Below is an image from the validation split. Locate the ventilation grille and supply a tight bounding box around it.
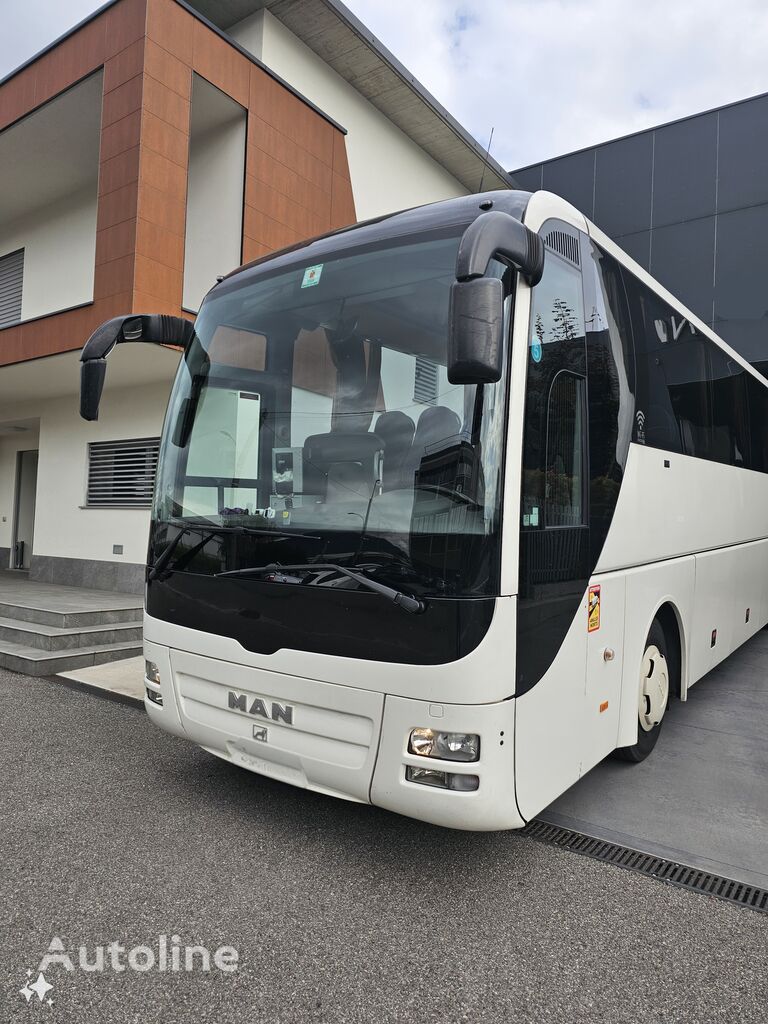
[545,230,580,266]
[86,437,160,508]
[524,820,768,915]
[0,248,24,329]
[413,356,438,405]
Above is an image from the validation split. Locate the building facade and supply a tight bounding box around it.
[0,0,511,592]
[512,91,768,373]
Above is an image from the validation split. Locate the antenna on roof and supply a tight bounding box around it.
[477,126,495,194]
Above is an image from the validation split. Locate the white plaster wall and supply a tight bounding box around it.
[229,10,468,221]
[0,186,97,321]
[183,81,247,311]
[0,380,171,566]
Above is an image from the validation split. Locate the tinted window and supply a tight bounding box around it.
[622,269,683,454]
[522,245,587,529]
[622,260,768,471]
[545,373,586,527]
[584,241,636,559]
[746,373,768,472]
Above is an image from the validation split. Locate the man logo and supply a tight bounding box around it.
[228,691,294,725]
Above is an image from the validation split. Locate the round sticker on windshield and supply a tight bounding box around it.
[530,339,543,363]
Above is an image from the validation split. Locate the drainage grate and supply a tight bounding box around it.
[523,820,768,915]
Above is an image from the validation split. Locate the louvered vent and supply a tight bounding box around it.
[0,249,24,329]
[86,438,160,508]
[413,356,438,405]
[545,230,580,267]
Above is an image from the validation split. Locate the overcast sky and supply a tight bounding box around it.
[4,0,768,169]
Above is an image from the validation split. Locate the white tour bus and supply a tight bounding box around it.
[80,190,768,830]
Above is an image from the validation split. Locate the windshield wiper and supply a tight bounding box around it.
[216,562,425,614]
[148,522,321,580]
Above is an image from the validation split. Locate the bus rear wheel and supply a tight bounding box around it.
[614,620,670,763]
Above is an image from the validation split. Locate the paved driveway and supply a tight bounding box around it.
[543,630,768,888]
[1,670,767,1023]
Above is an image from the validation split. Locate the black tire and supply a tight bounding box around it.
[614,619,670,763]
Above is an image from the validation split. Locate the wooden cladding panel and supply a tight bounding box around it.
[94,2,147,307]
[0,0,147,132]
[0,299,130,367]
[141,110,189,167]
[145,0,194,64]
[143,38,191,100]
[99,109,143,163]
[191,19,249,106]
[102,38,145,93]
[0,0,358,363]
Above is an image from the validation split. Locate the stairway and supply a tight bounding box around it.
[0,579,142,677]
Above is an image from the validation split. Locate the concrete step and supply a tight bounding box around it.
[0,639,143,677]
[0,601,142,629]
[0,617,142,652]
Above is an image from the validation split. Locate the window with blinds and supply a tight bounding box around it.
[413,356,438,405]
[86,438,160,508]
[0,249,24,329]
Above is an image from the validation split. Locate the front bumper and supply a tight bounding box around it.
[144,639,524,830]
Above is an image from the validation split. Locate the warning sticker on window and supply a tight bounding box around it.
[301,264,323,288]
[588,585,601,632]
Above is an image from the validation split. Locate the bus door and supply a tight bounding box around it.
[579,236,637,769]
[514,222,591,818]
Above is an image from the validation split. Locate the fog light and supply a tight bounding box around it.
[405,766,479,792]
[146,687,163,707]
[408,728,480,762]
[145,660,161,685]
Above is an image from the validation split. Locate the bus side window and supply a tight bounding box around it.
[521,242,587,531]
[545,372,586,527]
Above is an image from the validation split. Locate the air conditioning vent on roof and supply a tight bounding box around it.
[545,229,580,267]
[0,249,24,329]
[86,437,160,508]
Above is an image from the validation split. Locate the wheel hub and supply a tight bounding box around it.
[638,644,669,732]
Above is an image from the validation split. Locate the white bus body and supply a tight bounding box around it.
[83,189,768,830]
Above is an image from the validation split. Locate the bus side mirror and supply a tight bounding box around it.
[79,314,193,421]
[447,277,504,384]
[81,360,108,421]
[447,209,545,385]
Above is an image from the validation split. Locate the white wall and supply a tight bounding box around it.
[229,10,468,221]
[0,380,171,566]
[0,186,97,321]
[183,78,247,311]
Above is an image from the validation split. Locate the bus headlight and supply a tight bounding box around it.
[145,660,161,685]
[408,728,480,762]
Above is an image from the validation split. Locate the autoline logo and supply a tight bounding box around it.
[19,935,239,1008]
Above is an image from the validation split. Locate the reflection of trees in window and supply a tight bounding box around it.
[535,314,545,345]
[551,299,578,342]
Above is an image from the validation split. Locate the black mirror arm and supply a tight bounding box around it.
[455,210,545,287]
[79,314,195,422]
[80,314,195,363]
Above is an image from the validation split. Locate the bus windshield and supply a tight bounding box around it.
[151,229,511,598]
